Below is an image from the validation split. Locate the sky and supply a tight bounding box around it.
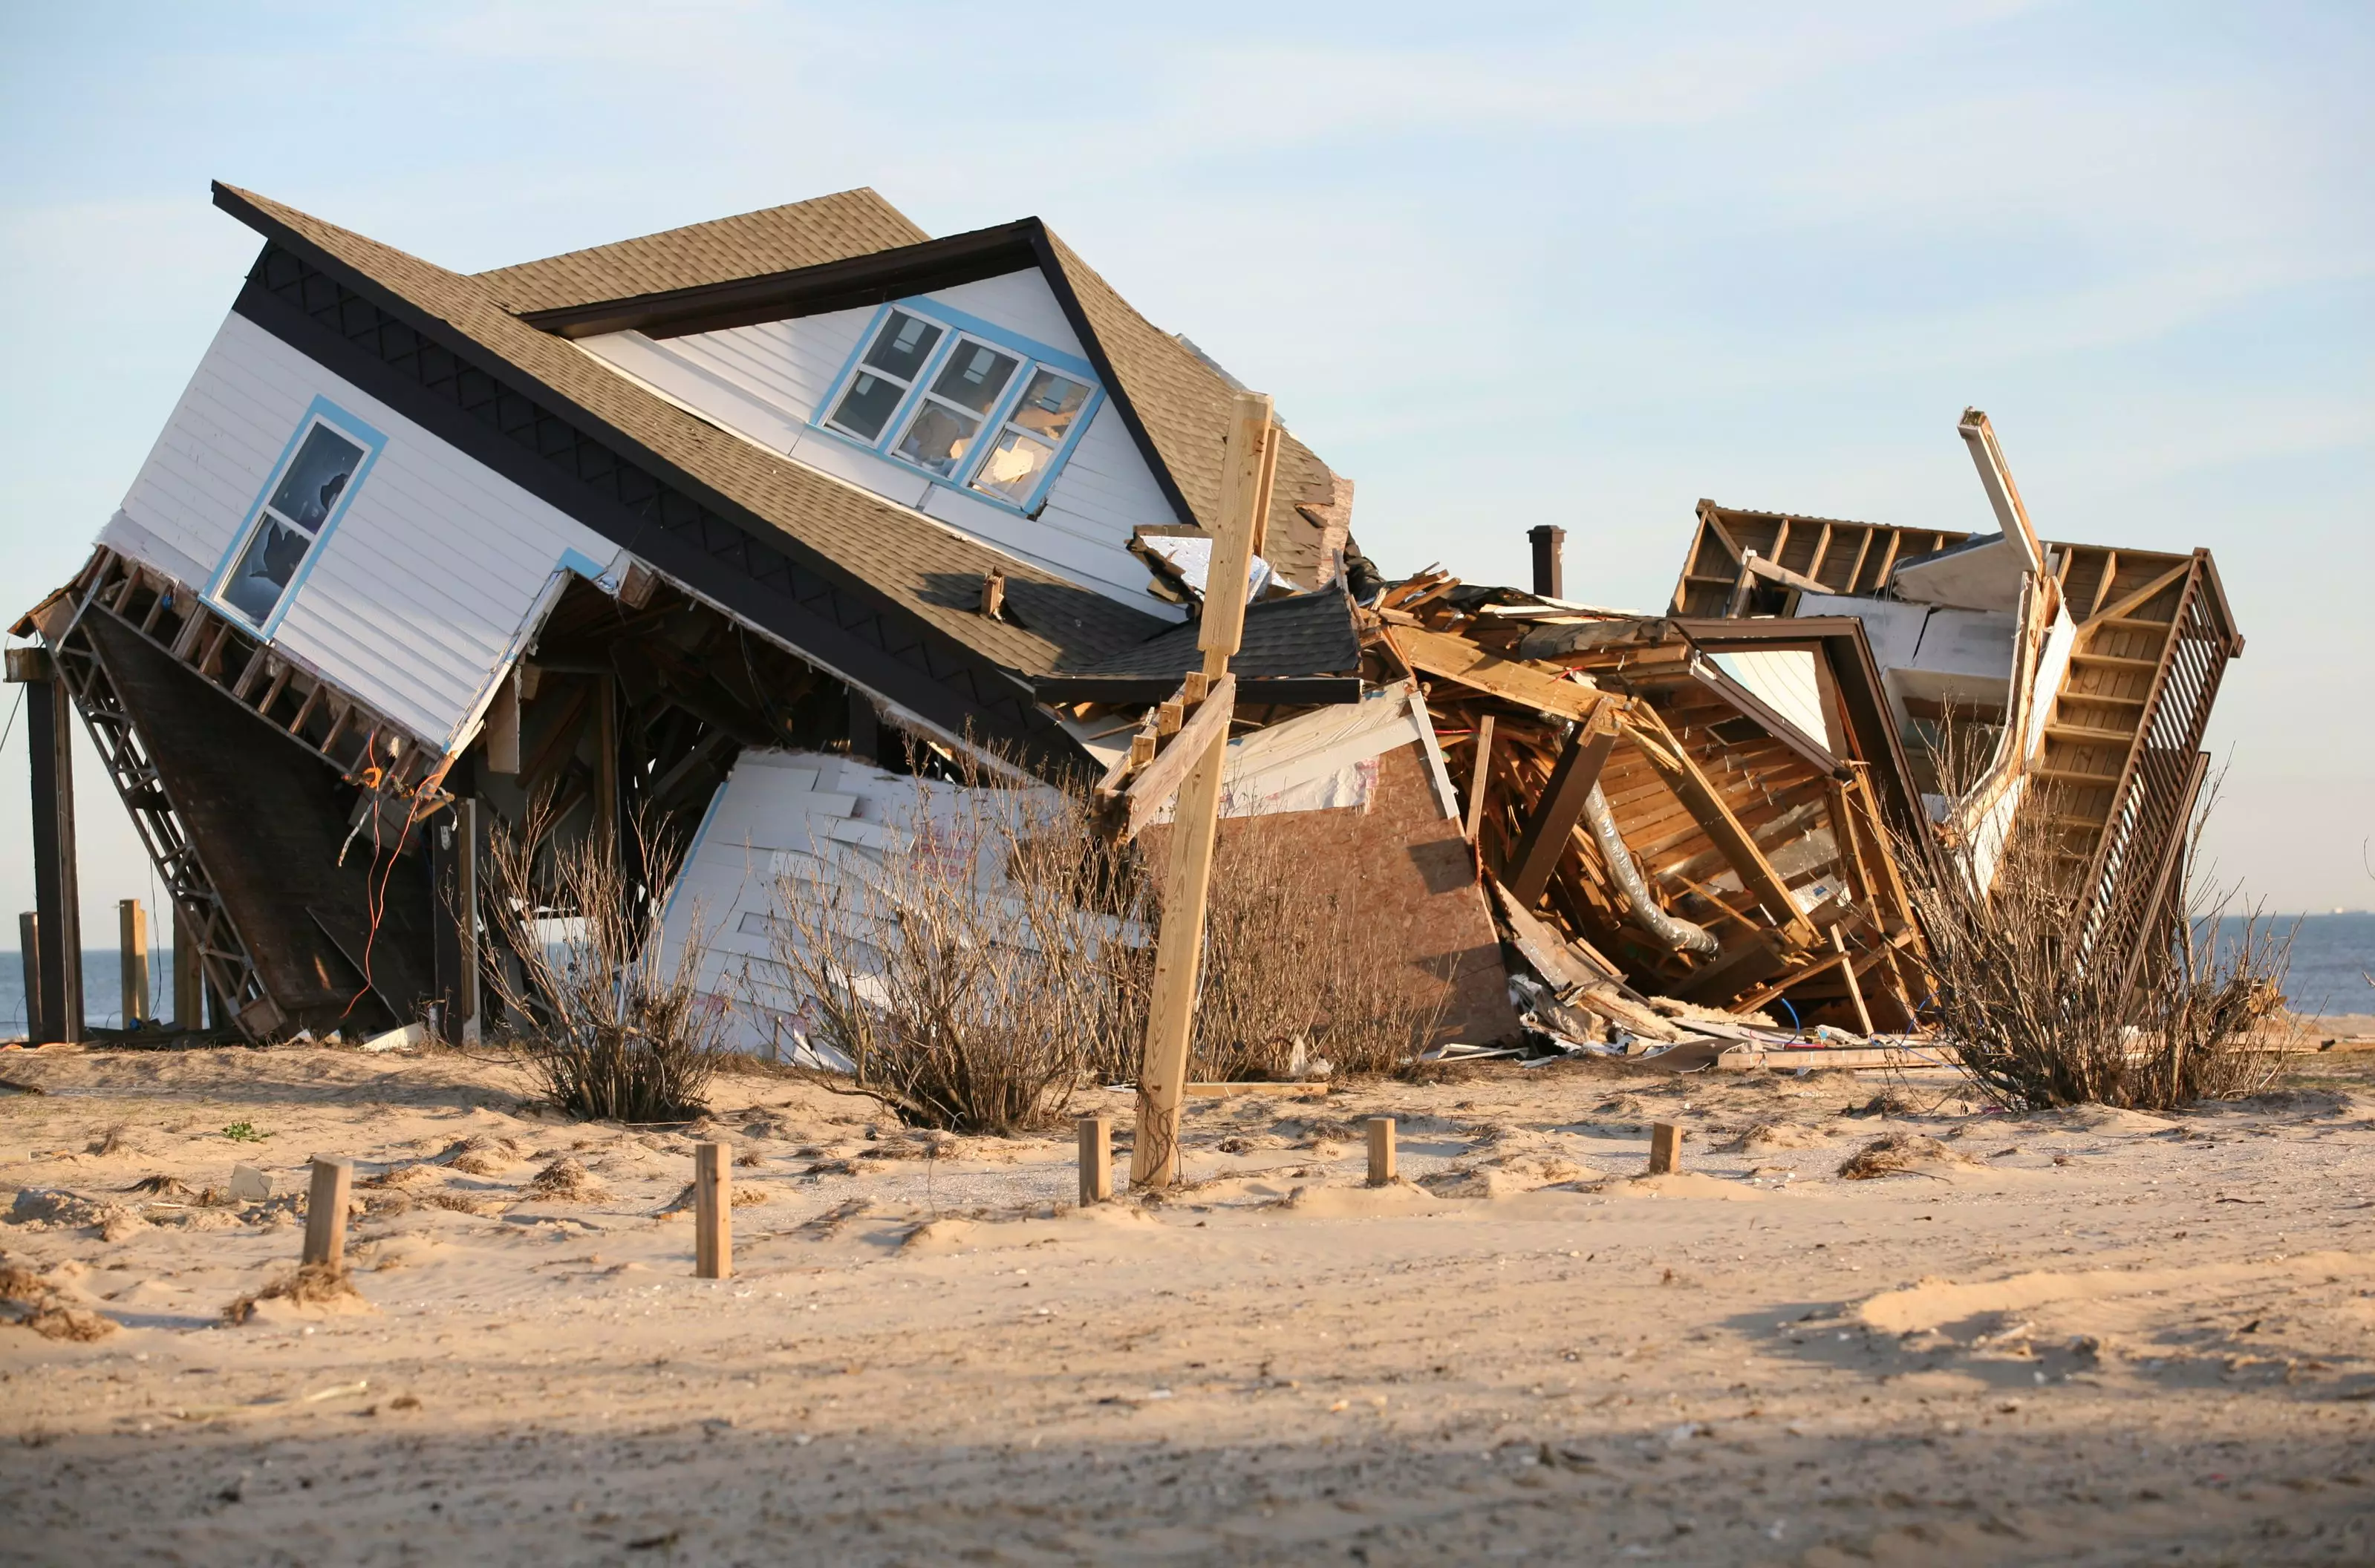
[1,0,2369,943]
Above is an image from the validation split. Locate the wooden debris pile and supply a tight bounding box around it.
[1360,569,1932,1044]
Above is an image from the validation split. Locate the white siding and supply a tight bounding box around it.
[575,267,1187,621]
[100,311,620,751]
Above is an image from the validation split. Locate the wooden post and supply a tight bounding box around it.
[1831,927,1875,1036]
[302,1158,353,1270]
[118,899,149,1028]
[24,669,82,1044]
[1077,1115,1112,1205]
[1462,714,1495,846]
[1133,391,1273,1190]
[1648,1123,1681,1175]
[172,906,205,1030]
[593,674,619,865]
[694,1141,730,1279]
[1366,1117,1397,1186]
[431,800,480,1045]
[16,914,41,1043]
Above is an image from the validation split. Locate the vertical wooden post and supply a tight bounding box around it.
[431,800,480,1045]
[24,668,82,1044]
[1366,1118,1397,1186]
[16,914,41,1043]
[1462,715,1495,846]
[119,899,149,1028]
[1133,391,1273,1190]
[1077,1115,1112,1205]
[172,906,205,1030]
[694,1142,730,1279]
[302,1158,353,1270]
[1831,927,1875,1036]
[1648,1123,1681,1175]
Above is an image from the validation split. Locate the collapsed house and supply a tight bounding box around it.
[4,180,2241,1071]
[7,182,1510,1051]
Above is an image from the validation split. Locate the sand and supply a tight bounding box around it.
[3,1039,2374,1565]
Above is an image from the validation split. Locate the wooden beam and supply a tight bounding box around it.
[1505,719,1617,907]
[1120,676,1237,843]
[1831,927,1874,1035]
[2081,560,2190,630]
[1463,713,1495,846]
[1385,624,1605,725]
[119,898,149,1028]
[485,673,521,774]
[1135,391,1270,1192]
[25,675,82,1042]
[693,1143,730,1279]
[1623,709,1817,949]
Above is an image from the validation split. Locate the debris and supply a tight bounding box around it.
[357,1022,427,1052]
[521,1157,611,1204]
[1838,1134,1973,1180]
[224,1263,368,1324]
[227,1164,272,1202]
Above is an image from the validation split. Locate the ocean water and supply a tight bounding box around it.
[4,917,2371,1039]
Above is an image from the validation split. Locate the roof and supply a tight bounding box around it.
[212,183,1165,689]
[476,189,930,314]
[1034,591,1364,705]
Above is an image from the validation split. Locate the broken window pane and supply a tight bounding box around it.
[221,517,310,624]
[1007,370,1089,444]
[829,371,908,442]
[895,402,982,477]
[861,310,942,382]
[265,425,365,534]
[929,342,1019,416]
[971,428,1056,503]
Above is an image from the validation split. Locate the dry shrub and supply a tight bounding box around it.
[224,1263,364,1324]
[443,1135,528,1176]
[1839,1133,1970,1180]
[481,799,729,1123]
[754,746,1142,1134]
[20,1302,117,1342]
[1124,812,1453,1085]
[1723,1122,1831,1153]
[1900,739,2288,1111]
[420,1192,497,1217]
[521,1156,610,1204]
[121,1175,196,1198]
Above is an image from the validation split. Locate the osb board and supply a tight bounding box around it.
[1138,742,1518,1045]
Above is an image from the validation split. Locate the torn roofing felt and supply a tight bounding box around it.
[210,181,1173,767]
[1033,591,1366,705]
[494,195,1349,595]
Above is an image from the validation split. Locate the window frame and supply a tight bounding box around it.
[206,396,388,638]
[810,301,1105,517]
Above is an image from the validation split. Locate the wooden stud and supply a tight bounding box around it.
[1135,391,1271,1191]
[1366,1118,1397,1186]
[486,673,521,774]
[1831,927,1875,1036]
[118,899,149,1028]
[1463,714,1496,846]
[1648,1123,1681,1175]
[694,1142,731,1279]
[1077,1115,1113,1205]
[979,568,1006,621]
[302,1158,353,1270]
[1120,676,1237,843]
[1387,624,1605,724]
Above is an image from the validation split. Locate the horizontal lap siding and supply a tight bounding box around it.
[106,311,616,748]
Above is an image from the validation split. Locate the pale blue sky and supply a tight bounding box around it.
[2,0,2368,928]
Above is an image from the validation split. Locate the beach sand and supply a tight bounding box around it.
[4,1040,2373,1565]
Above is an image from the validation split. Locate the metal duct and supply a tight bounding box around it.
[1581,784,1719,956]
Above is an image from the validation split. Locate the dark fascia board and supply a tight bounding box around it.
[515,215,1205,538]
[520,221,1045,340]
[1670,615,1934,862]
[208,184,1093,781]
[1032,676,1365,708]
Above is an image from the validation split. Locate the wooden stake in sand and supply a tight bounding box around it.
[119,898,149,1028]
[694,1142,731,1279]
[302,1158,352,1270]
[1648,1123,1681,1176]
[1078,1115,1113,1205]
[1366,1118,1397,1186]
[1132,391,1274,1191]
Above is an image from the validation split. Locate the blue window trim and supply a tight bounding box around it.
[810,298,1104,518]
[204,395,388,640]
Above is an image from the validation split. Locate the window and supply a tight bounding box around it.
[817,304,1101,512]
[212,402,382,633]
